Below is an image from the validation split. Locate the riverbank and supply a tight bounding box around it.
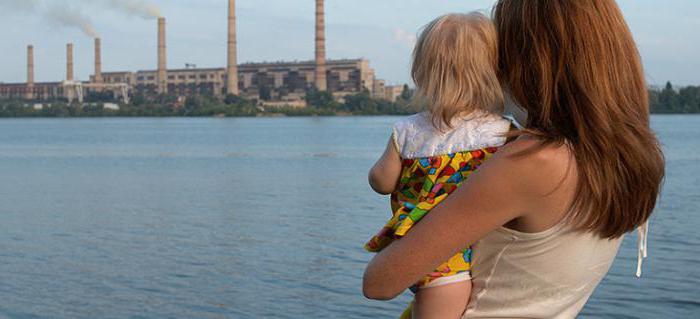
[0,91,425,118]
[1,84,698,117]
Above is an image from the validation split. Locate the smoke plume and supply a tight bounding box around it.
[0,0,39,11]
[0,0,99,38]
[102,0,161,19]
[0,0,163,38]
[46,4,99,38]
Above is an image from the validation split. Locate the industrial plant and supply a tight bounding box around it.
[0,0,403,106]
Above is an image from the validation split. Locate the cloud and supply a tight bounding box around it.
[393,28,417,47]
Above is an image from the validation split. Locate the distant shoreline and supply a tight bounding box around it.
[1,83,697,117]
[1,112,697,119]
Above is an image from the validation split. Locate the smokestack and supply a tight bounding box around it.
[157,17,167,94]
[66,43,74,82]
[315,0,327,91]
[94,38,103,84]
[226,0,239,95]
[27,45,35,99]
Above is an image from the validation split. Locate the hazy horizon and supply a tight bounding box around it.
[0,0,697,86]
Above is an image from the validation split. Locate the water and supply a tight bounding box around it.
[0,116,697,319]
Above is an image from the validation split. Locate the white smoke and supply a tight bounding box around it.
[46,4,99,38]
[100,0,161,19]
[0,0,163,38]
[0,0,40,11]
[0,0,99,38]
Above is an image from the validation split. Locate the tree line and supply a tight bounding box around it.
[0,87,421,118]
[1,83,697,117]
[649,82,700,114]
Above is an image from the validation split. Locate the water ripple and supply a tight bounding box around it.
[0,116,697,318]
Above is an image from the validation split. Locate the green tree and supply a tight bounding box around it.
[341,92,379,114]
[679,86,700,113]
[224,94,243,105]
[305,89,336,109]
[658,82,680,113]
[400,84,413,101]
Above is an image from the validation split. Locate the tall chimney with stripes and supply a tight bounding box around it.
[27,45,34,99]
[94,38,103,84]
[226,0,239,95]
[315,0,327,91]
[157,17,168,94]
[66,43,74,81]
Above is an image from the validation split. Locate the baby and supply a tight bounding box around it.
[365,13,512,319]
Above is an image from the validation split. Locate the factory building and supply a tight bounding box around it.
[93,58,376,101]
[0,0,395,105]
[0,81,65,100]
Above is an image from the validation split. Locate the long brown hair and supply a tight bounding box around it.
[493,0,665,238]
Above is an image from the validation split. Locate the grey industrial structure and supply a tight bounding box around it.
[0,0,403,105]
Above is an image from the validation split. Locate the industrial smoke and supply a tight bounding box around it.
[102,0,161,19]
[47,6,99,38]
[0,0,98,38]
[0,0,163,38]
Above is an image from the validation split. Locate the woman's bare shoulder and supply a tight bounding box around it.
[490,136,577,197]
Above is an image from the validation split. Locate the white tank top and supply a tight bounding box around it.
[463,222,624,318]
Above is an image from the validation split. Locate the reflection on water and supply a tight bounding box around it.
[0,116,698,318]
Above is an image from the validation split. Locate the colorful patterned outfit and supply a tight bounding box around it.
[365,111,511,316]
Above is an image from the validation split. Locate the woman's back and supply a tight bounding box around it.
[465,223,622,318]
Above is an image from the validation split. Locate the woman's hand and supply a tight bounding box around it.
[362,137,575,300]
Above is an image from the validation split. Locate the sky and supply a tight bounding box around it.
[0,0,698,86]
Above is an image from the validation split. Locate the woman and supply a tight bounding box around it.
[363,0,665,318]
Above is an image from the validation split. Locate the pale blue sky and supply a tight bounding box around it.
[0,0,698,86]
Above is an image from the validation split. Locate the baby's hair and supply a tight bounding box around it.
[411,12,504,129]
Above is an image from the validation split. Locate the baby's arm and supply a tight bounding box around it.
[368,137,402,195]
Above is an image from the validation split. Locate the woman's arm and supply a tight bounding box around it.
[362,138,575,300]
[368,137,402,195]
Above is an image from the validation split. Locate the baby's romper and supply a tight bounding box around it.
[365,111,511,317]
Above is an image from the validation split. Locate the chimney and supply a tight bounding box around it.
[94,38,103,84]
[157,17,168,94]
[66,43,74,82]
[27,45,34,99]
[315,0,327,91]
[226,0,239,95]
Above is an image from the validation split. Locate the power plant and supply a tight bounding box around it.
[0,0,401,105]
